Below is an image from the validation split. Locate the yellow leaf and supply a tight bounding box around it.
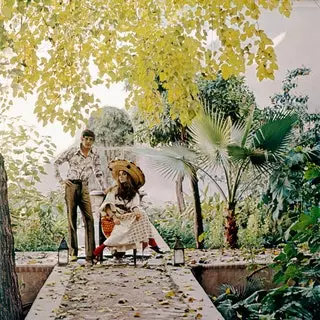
[165,290,175,298]
[198,233,205,243]
[2,7,13,19]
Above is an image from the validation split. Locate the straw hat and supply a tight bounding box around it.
[108,159,145,188]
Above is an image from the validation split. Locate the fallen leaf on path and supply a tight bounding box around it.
[46,282,56,287]
[165,290,175,298]
[27,259,38,264]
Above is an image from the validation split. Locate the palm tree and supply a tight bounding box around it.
[137,108,297,248]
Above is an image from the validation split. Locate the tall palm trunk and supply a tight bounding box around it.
[190,171,204,249]
[0,154,23,320]
[225,202,238,249]
[175,173,185,214]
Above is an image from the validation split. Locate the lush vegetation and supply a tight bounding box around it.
[146,67,320,318]
[213,164,320,320]
[0,2,307,319]
[150,190,271,252]
[89,106,134,147]
[13,190,67,251]
[0,113,67,251]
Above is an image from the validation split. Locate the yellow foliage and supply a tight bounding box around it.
[0,0,293,131]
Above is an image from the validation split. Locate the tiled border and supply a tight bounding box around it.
[191,262,253,270]
[16,265,55,273]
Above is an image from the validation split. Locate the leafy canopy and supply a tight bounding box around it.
[0,0,292,133]
[88,106,134,147]
[134,75,257,147]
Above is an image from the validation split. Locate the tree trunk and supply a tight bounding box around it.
[0,154,23,320]
[175,173,185,214]
[225,203,238,249]
[190,172,204,249]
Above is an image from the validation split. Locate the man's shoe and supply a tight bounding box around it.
[70,255,78,262]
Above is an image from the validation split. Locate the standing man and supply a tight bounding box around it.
[54,129,108,263]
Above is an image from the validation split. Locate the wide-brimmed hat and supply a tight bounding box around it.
[108,159,145,188]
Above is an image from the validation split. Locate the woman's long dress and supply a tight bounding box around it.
[99,187,154,252]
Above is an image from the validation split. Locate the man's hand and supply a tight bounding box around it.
[103,187,110,195]
[113,218,120,225]
[62,179,73,186]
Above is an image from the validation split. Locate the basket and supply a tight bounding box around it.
[101,216,115,237]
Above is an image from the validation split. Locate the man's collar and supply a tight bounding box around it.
[75,143,97,156]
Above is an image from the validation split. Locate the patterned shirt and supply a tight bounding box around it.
[53,144,106,188]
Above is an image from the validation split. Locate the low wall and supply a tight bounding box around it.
[192,263,275,297]
[16,265,54,307]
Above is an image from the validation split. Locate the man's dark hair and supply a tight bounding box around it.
[81,129,95,140]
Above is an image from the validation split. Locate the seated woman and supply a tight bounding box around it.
[93,159,163,260]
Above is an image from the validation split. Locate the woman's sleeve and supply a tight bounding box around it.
[99,189,117,217]
[130,193,141,211]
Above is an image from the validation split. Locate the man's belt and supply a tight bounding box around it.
[69,179,83,185]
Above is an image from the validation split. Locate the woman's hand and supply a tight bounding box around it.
[113,218,120,225]
[105,206,114,217]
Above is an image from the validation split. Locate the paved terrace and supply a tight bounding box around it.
[18,221,222,320]
[23,255,222,320]
[17,246,277,320]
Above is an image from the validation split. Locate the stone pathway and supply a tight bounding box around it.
[17,247,276,320]
[24,255,222,320]
[55,264,200,320]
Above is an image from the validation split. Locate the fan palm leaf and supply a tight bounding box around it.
[189,111,232,170]
[133,145,228,200]
[251,112,298,164]
[133,145,197,181]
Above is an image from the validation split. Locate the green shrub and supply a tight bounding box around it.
[149,203,196,248]
[201,192,225,249]
[13,190,68,251]
[236,197,271,249]
[150,190,273,250]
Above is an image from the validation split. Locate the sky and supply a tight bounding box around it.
[7,82,129,155]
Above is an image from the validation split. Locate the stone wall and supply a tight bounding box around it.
[16,265,54,307]
[192,263,275,296]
